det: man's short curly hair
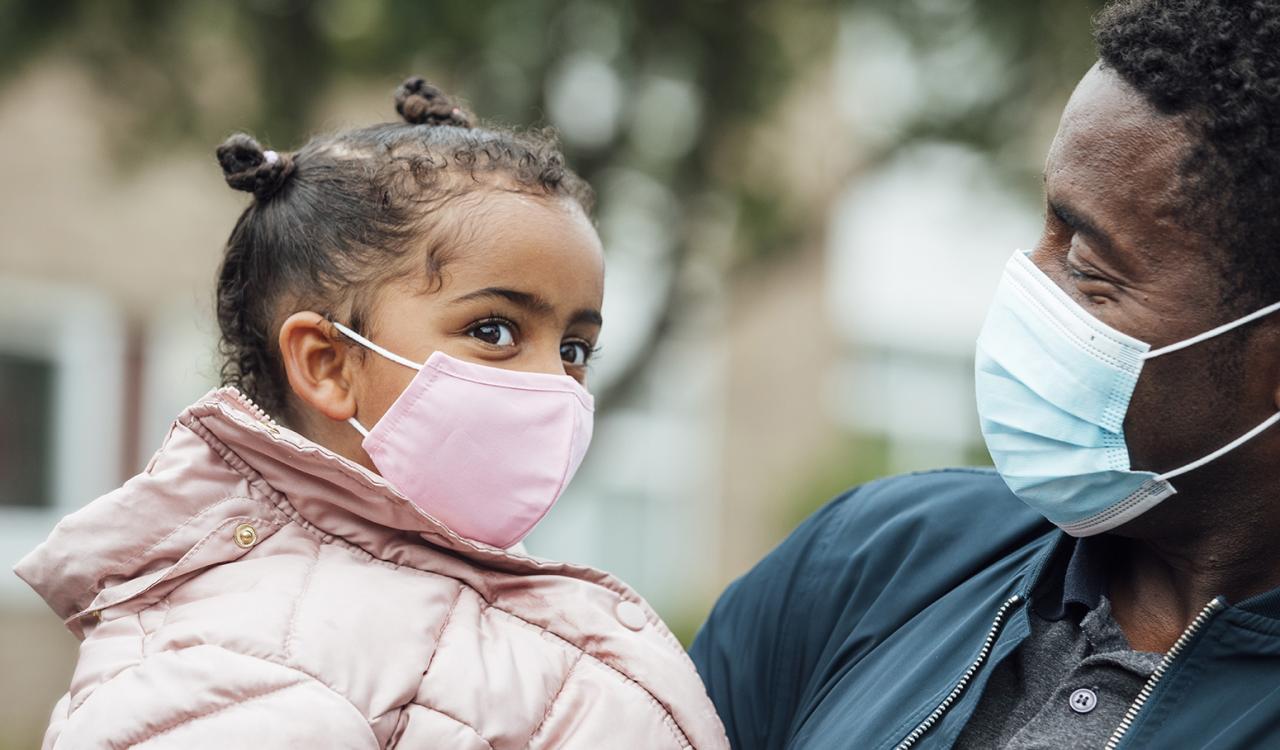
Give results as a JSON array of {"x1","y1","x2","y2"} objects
[{"x1": 1095, "y1": 0, "x2": 1280, "y2": 308}]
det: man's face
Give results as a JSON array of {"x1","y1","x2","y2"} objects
[{"x1": 1031, "y1": 63, "x2": 1280, "y2": 530}]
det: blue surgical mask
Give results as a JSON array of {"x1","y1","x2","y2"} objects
[{"x1": 975, "y1": 250, "x2": 1280, "y2": 536}]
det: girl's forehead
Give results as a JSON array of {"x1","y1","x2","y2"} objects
[
  {"x1": 425, "y1": 191, "x2": 604, "y2": 300},
  {"x1": 459, "y1": 193, "x2": 599, "y2": 258}
]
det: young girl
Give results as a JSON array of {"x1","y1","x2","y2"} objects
[{"x1": 16, "y1": 78, "x2": 727, "y2": 750}]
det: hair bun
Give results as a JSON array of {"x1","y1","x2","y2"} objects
[
  {"x1": 395, "y1": 77, "x2": 472, "y2": 128},
  {"x1": 216, "y1": 133, "x2": 295, "y2": 201}
]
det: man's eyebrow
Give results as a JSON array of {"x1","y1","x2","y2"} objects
[
  {"x1": 1048, "y1": 198, "x2": 1116, "y2": 251},
  {"x1": 451, "y1": 287, "x2": 556, "y2": 315}
]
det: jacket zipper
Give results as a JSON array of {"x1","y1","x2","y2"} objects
[
  {"x1": 1103, "y1": 597, "x2": 1225, "y2": 750},
  {"x1": 221, "y1": 386, "x2": 281, "y2": 430},
  {"x1": 894, "y1": 594, "x2": 1024, "y2": 750}
]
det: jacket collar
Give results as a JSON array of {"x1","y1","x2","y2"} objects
[
  {"x1": 1016, "y1": 527, "x2": 1280, "y2": 626},
  {"x1": 1028, "y1": 534, "x2": 1114, "y2": 621},
  {"x1": 15, "y1": 387, "x2": 613, "y2": 629},
  {"x1": 193, "y1": 387, "x2": 494, "y2": 550}
]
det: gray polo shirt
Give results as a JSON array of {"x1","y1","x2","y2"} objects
[{"x1": 954, "y1": 538, "x2": 1163, "y2": 749}]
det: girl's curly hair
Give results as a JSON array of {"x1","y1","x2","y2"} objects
[{"x1": 214, "y1": 77, "x2": 593, "y2": 420}]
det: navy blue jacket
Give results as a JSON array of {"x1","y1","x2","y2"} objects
[{"x1": 690, "y1": 469, "x2": 1280, "y2": 749}]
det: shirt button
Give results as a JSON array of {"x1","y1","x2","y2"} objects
[
  {"x1": 615, "y1": 601, "x2": 648, "y2": 631},
  {"x1": 1070, "y1": 688, "x2": 1098, "y2": 714}
]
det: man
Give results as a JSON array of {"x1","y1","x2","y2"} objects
[{"x1": 690, "y1": 1, "x2": 1280, "y2": 748}]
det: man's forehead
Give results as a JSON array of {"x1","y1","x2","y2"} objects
[
  {"x1": 1046, "y1": 64, "x2": 1187, "y2": 188},
  {"x1": 1044, "y1": 64, "x2": 1196, "y2": 262}
]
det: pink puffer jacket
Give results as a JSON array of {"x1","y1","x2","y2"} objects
[{"x1": 15, "y1": 388, "x2": 728, "y2": 749}]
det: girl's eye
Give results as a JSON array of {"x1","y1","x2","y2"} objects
[
  {"x1": 561, "y1": 341, "x2": 593, "y2": 366},
  {"x1": 470, "y1": 320, "x2": 516, "y2": 347}
]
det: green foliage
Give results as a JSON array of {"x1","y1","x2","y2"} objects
[
  {"x1": 0, "y1": 0, "x2": 818, "y2": 400},
  {"x1": 0, "y1": 0, "x2": 797, "y2": 187},
  {"x1": 0, "y1": 0, "x2": 1110, "y2": 266},
  {"x1": 0, "y1": 0, "x2": 1110, "y2": 404},
  {"x1": 851, "y1": 0, "x2": 1108, "y2": 177}
]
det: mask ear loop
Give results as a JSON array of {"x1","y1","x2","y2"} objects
[
  {"x1": 329, "y1": 320, "x2": 424, "y2": 371},
  {"x1": 1137, "y1": 300, "x2": 1280, "y2": 481},
  {"x1": 348, "y1": 417, "x2": 371, "y2": 439},
  {"x1": 328, "y1": 319, "x2": 422, "y2": 440},
  {"x1": 1157, "y1": 411, "x2": 1280, "y2": 482},
  {"x1": 1144, "y1": 299, "x2": 1280, "y2": 359}
]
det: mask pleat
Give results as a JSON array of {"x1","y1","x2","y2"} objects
[{"x1": 978, "y1": 278, "x2": 1138, "y2": 433}]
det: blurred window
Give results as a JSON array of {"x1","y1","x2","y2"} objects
[
  {"x1": 0, "y1": 277, "x2": 126, "y2": 602},
  {"x1": 0, "y1": 352, "x2": 54, "y2": 508}
]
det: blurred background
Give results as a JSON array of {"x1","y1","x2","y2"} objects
[{"x1": 0, "y1": 0, "x2": 1105, "y2": 745}]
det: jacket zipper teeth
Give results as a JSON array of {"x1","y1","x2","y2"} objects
[
  {"x1": 223, "y1": 386, "x2": 278, "y2": 427},
  {"x1": 894, "y1": 594, "x2": 1023, "y2": 750},
  {"x1": 1103, "y1": 597, "x2": 1224, "y2": 750}
]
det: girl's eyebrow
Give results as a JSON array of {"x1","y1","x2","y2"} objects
[
  {"x1": 451, "y1": 287, "x2": 555, "y2": 314},
  {"x1": 451, "y1": 287, "x2": 603, "y2": 327}
]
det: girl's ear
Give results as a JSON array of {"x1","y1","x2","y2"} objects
[{"x1": 278, "y1": 312, "x2": 358, "y2": 423}]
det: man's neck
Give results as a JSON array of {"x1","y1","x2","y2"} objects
[{"x1": 1106, "y1": 476, "x2": 1280, "y2": 653}]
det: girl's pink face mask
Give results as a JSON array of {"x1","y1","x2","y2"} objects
[{"x1": 332, "y1": 321, "x2": 595, "y2": 549}]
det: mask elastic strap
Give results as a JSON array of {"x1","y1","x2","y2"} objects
[
  {"x1": 1157, "y1": 410, "x2": 1280, "y2": 482},
  {"x1": 330, "y1": 320, "x2": 418, "y2": 441},
  {"x1": 1144, "y1": 299, "x2": 1280, "y2": 360},
  {"x1": 348, "y1": 417, "x2": 371, "y2": 439},
  {"x1": 329, "y1": 320, "x2": 423, "y2": 371}
]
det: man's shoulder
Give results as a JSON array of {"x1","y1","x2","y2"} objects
[
  {"x1": 811, "y1": 467, "x2": 1048, "y2": 554},
  {"x1": 691, "y1": 468, "x2": 1055, "y2": 750},
  {"x1": 732, "y1": 467, "x2": 1054, "y2": 615},
  {"x1": 724, "y1": 467, "x2": 1051, "y2": 610}
]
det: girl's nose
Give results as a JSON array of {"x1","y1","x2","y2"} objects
[{"x1": 528, "y1": 347, "x2": 570, "y2": 378}]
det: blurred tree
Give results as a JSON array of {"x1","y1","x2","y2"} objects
[
  {"x1": 0, "y1": 0, "x2": 804, "y2": 407},
  {"x1": 0, "y1": 0, "x2": 1107, "y2": 406},
  {"x1": 855, "y1": 0, "x2": 1107, "y2": 178}
]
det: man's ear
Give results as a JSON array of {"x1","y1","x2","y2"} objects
[{"x1": 278, "y1": 312, "x2": 358, "y2": 422}]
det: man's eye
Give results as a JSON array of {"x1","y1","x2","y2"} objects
[
  {"x1": 470, "y1": 321, "x2": 516, "y2": 347},
  {"x1": 1067, "y1": 265, "x2": 1098, "y2": 281},
  {"x1": 561, "y1": 341, "x2": 593, "y2": 366},
  {"x1": 1064, "y1": 252, "x2": 1106, "y2": 284},
  {"x1": 1067, "y1": 263, "x2": 1114, "y2": 285}
]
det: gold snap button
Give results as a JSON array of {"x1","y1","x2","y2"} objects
[{"x1": 234, "y1": 523, "x2": 259, "y2": 549}]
